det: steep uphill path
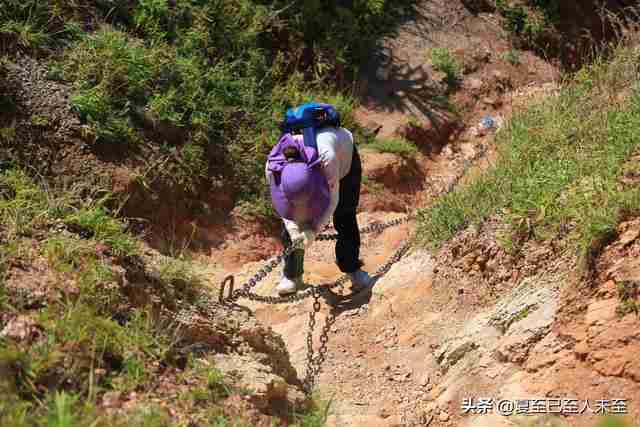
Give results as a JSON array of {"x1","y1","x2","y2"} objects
[
  {"x1": 204, "y1": 0, "x2": 573, "y2": 425},
  {"x1": 211, "y1": 0, "x2": 560, "y2": 270},
  {"x1": 202, "y1": 0, "x2": 570, "y2": 424}
]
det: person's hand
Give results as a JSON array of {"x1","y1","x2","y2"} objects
[
  {"x1": 302, "y1": 229, "x2": 316, "y2": 249},
  {"x1": 289, "y1": 229, "x2": 305, "y2": 248}
]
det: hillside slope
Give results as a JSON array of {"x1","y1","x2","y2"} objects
[{"x1": 3, "y1": 1, "x2": 640, "y2": 427}]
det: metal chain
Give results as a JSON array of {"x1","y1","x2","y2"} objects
[
  {"x1": 316, "y1": 213, "x2": 415, "y2": 241},
  {"x1": 218, "y1": 213, "x2": 415, "y2": 304},
  {"x1": 209, "y1": 143, "x2": 489, "y2": 394},
  {"x1": 209, "y1": 216, "x2": 414, "y2": 396},
  {"x1": 301, "y1": 240, "x2": 411, "y2": 393}
]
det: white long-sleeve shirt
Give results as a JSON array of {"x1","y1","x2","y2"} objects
[{"x1": 265, "y1": 127, "x2": 355, "y2": 239}]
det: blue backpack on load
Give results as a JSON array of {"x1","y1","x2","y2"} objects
[{"x1": 281, "y1": 103, "x2": 341, "y2": 151}]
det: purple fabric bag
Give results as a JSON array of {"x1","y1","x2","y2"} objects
[{"x1": 268, "y1": 134, "x2": 330, "y2": 227}]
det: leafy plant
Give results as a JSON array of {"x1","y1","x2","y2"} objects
[
  {"x1": 47, "y1": 392, "x2": 79, "y2": 427},
  {"x1": 417, "y1": 41, "x2": 640, "y2": 261},
  {"x1": 430, "y1": 47, "x2": 460, "y2": 86},
  {"x1": 292, "y1": 393, "x2": 332, "y2": 427},
  {"x1": 502, "y1": 49, "x2": 521, "y2": 65},
  {"x1": 64, "y1": 204, "x2": 137, "y2": 257},
  {"x1": 369, "y1": 138, "x2": 418, "y2": 157},
  {"x1": 495, "y1": 0, "x2": 558, "y2": 51}
]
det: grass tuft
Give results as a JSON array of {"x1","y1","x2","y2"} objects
[
  {"x1": 417, "y1": 39, "x2": 640, "y2": 267},
  {"x1": 430, "y1": 47, "x2": 460, "y2": 86},
  {"x1": 368, "y1": 138, "x2": 418, "y2": 157}
]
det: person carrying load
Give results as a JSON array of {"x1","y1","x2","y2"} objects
[{"x1": 266, "y1": 103, "x2": 374, "y2": 295}]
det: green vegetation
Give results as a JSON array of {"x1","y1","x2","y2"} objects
[
  {"x1": 368, "y1": 137, "x2": 418, "y2": 157},
  {"x1": 616, "y1": 281, "x2": 639, "y2": 317},
  {"x1": 430, "y1": 47, "x2": 460, "y2": 86},
  {"x1": 495, "y1": 0, "x2": 559, "y2": 52},
  {"x1": 0, "y1": 169, "x2": 136, "y2": 256},
  {"x1": 292, "y1": 394, "x2": 332, "y2": 427},
  {"x1": 416, "y1": 40, "x2": 640, "y2": 268},
  {"x1": 1, "y1": 0, "x2": 416, "y2": 213},
  {"x1": 502, "y1": 49, "x2": 521, "y2": 65},
  {"x1": 0, "y1": 167, "x2": 330, "y2": 425},
  {"x1": 500, "y1": 306, "x2": 532, "y2": 333}
]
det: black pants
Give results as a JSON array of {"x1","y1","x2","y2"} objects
[{"x1": 282, "y1": 146, "x2": 363, "y2": 279}]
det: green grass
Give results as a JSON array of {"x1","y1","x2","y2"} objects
[
  {"x1": 430, "y1": 47, "x2": 460, "y2": 86},
  {"x1": 616, "y1": 281, "x2": 639, "y2": 317},
  {"x1": 416, "y1": 41, "x2": 640, "y2": 266},
  {"x1": 502, "y1": 49, "x2": 521, "y2": 65},
  {"x1": 180, "y1": 368, "x2": 232, "y2": 406},
  {"x1": 495, "y1": 0, "x2": 559, "y2": 51},
  {"x1": 291, "y1": 393, "x2": 331, "y2": 427},
  {"x1": 0, "y1": 169, "x2": 136, "y2": 257},
  {"x1": 2, "y1": 0, "x2": 419, "y2": 218},
  {"x1": 1, "y1": 0, "x2": 410, "y2": 210},
  {"x1": 368, "y1": 138, "x2": 418, "y2": 157}
]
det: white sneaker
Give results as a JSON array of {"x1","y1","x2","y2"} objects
[
  {"x1": 348, "y1": 269, "x2": 373, "y2": 291},
  {"x1": 276, "y1": 276, "x2": 302, "y2": 295}
]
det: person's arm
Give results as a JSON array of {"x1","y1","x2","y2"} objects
[
  {"x1": 311, "y1": 133, "x2": 341, "y2": 234},
  {"x1": 314, "y1": 180, "x2": 339, "y2": 233}
]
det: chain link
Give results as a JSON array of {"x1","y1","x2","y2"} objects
[
  {"x1": 173, "y1": 144, "x2": 492, "y2": 395},
  {"x1": 316, "y1": 213, "x2": 415, "y2": 241},
  {"x1": 301, "y1": 240, "x2": 411, "y2": 393},
  {"x1": 213, "y1": 218, "x2": 413, "y2": 396},
  {"x1": 218, "y1": 213, "x2": 414, "y2": 305},
  {"x1": 211, "y1": 142, "x2": 489, "y2": 394}
]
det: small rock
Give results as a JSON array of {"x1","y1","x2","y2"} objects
[
  {"x1": 420, "y1": 374, "x2": 431, "y2": 387},
  {"x1": 574, "y1": 341, "x2": 589, "y2": 360},
  {"x1": 0, "y1": 315, "x2": 42, "y2": 342},
  {"x1": 619, "y1": 228, "x2": 640, "y2": 246},
  {"x1": 482, "y1": 97, "x2": 498, "y2": 106},
  {"x1": 102, "y1": 391, "x2": 122, "y2": 408},
  {"x1": 378, "y1": 404, "x2": 393, "y2": 418},
  {"x1": 467, "y1": 77, "x2": 484, "y2": 92}
]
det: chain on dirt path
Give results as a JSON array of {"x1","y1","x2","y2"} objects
[
  {"x1": 213, "y1": 142, "x2": 490, "y2": 395},
  {"x1": 214, "y1": 216, "x2": 413, "y2": 396},
  {"x1": 301, "y1": 240, "x2": 411, "y2": 393},
  {"x1": 175, "y1": 142, "x2": 490, "y2": 396}
]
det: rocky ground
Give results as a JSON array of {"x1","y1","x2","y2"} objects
[
  {"x1": 207, "y1": 202, "x2": 640, "y2": 427},
  {"x1": 201, "y1": 2, "x2": 640, "y2": 426},
  {"x1": 4, "y1": 0, "x2": 640, "y2": 425}
]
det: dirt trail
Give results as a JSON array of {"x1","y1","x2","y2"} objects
[{"x1": 204, "y1": 2, "x2": 640, "y2": 426}]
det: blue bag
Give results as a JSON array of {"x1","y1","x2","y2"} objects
[{"x1": 281, "y1": 103, "x2": 341, "y2": 150}]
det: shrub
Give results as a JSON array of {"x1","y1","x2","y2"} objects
[
  {"x1": 430, "y1": 47, "x2": 459, "y2": 86},
  {"x1": 502, "y1": 49, "x2": 521, "y2": 65},
  {"x1": 495, "y1": 0, "x2": 559, "y2": 52},
  {"x1": 416, "y1": 41, "x2": 640, "y2": 261},
  {"x1": 369, "y1": 138, "x2": 418, "y2": 157}
]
